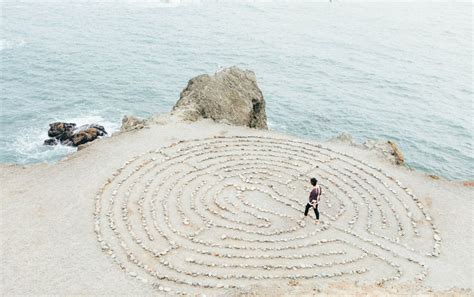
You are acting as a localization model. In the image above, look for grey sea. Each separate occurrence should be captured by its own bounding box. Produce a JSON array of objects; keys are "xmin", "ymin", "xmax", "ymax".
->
[{"xmin": 0, "ymin": 0, "xmax": 472, "ymax": 180}]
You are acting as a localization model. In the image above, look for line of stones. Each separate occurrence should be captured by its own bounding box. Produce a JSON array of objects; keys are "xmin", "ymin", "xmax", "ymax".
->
[
  {"xmin": 96, "ymin": 135, "xmax": 436, "ymax": 292},
  {"xmin": 131, "ymin": 156, "xmax": 374, "ymax": 290},
  {"xmin": 95, "ymin": 152, "xmax": 362, "ymax": 292},
  {"xmin": 153, "ymin": 158, "xmax": 397, "ymax": 286},
  {"xmin": 185, "ymin": 136, "xmax": 436, "ymax": 243}
]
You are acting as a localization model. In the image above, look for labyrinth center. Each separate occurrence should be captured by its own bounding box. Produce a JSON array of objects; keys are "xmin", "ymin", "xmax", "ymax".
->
[{"xmin": 94, "ymin": 136, "xmax": 441, "ymax": 294}]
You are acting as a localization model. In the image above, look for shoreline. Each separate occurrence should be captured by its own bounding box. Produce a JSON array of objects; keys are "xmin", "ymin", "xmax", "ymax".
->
[{"xmin": 1, "ymin": 117, "xmax": 470, "ymax": 184}]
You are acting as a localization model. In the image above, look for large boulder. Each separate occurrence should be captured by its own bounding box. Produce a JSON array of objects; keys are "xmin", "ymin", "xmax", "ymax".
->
[
  {"xmin": 43, "ymin": 122, "xmax": 107, "ymax": 147},
  {"xmin": 172, "ymin": 66, "xmax": 268, "ymax": 129}
]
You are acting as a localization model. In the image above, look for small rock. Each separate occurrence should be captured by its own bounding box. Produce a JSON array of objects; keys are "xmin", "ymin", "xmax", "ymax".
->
[
  {"xmin": 43, "ymin": 138, "xmax": 58, "ymax": 145},
  {"xmin": 330, "ymin": 132, "xmax": 355, "ymax": 145},
  {"xmin": 388, "ymin": 140, "xmax": 405, "ymax": 165},
  {"xmin": 121, "ymin": 115, "xmax": 146, "ymax": 132}
]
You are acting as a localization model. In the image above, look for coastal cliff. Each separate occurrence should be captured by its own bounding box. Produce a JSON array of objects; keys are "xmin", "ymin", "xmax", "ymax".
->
[{"xmin": 1, "ymin": 68, "xmax": 472, "ymax": 296}]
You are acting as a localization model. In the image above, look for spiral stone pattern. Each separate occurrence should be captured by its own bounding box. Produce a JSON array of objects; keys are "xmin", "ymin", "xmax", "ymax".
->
[{"xmin": 94, "ymin": 136, "xmax": 440, "ymax": 295}]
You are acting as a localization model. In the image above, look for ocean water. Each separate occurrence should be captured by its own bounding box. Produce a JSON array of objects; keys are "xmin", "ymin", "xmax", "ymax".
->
[{"xmin": 0, "ymin": 1, "xmax": 472, "ymax": 180}]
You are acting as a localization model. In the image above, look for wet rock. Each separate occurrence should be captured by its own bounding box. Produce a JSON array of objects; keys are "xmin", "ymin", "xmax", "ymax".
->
[
  {"xmin": 47, "ymin": 122, "xmax": 76, "ymax": 141},
  {"xmin": 43, "ymin": 138, "xmax": 58, "ymax": 146},
  {"xmin": 77, "ymin": 124, "xmax": 107, "ymax": 136},
  {"xmin": 172, "ymin": 66, "xmax": 267, "ymax": 129},
  {"xmin": 71, "ymin": 128, "xmax": 98, "ymax": 146},
  {"xmin": 77, "ymin": 142, "xmax": 94, "ymax": 151},
  {"xmin": 43, "ymin": 122, "xmax": 107, "ymax": 147}
]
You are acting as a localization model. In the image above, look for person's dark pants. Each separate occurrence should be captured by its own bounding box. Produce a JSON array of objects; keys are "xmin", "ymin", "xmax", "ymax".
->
[{"xmin": 304, "ymin": 203, "xmax": 319, "ymax": 220}]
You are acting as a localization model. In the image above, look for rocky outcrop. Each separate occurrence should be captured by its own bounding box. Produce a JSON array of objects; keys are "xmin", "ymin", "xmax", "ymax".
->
[
  {"xmin": 121, "ymin": 115, "xmax": 146, "ymax": 132},
  {"xmin": 47, "ymin": 122, "xmax": 76, "ymax": 142},
  {"xmin": 387, "ymin": 140, "xmax": 405, "ymax": 165},
  {"xmin": 363, "ymin": 139, "xmax": 405, "ymax": 166},
  {"xmin": 43, "ymin": 122, "xmax": 107, "ymax": 147},
  {"xmin": 331, "ymin": 132, "xmax": 406, "ymax": 166},
  {"xmin": 331, "ymin": 132, "xmax": 355, "ymax": 145},
  {"xmin": 70, "ymin": 127, "xmax": 102, "ymax": 146},
  {"xmin": 172, "ymin": 66, "xmax": 267, "ymax": 129}
]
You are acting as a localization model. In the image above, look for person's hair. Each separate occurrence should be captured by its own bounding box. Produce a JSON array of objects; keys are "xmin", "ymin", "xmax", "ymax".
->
[{"xmin": 310, "ymin": 177, "xmax": 317, "ymax": 186}]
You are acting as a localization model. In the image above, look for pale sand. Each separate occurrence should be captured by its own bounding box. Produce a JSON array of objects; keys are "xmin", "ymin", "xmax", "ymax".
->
[{"xmin": 1, "ymin": 117, "xmax": 472, "ymax": 296}]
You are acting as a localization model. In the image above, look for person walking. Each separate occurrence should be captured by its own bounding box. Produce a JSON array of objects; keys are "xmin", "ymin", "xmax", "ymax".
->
[{"xmin": 304, "ymin": 177, "xmax": 322, "ymax": 222}]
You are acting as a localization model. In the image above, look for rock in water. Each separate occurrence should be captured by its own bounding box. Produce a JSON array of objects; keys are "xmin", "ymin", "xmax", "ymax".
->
[
  {"xmin": 43, "ymin": 138, "xmax": 58, "ymax": 146},
  {"xmin": 44, "ymin": 122, "xmax": 107, "ymax": 147},
  {"xmin": 47, "ymin": 122, "xmax": 76, "ymax": 141},
  {"xmin": 172, "ymin": 66, "xmax": 268, "ymax": 129},
  {"xmin": 71, "ymin": 128, "xmax": 101, "ymax": 146}
]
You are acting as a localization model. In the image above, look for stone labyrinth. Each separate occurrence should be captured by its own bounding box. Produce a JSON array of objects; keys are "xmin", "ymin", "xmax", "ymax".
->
[{"xmin": 94, "ymin": 136, "xmax": 441, "ymax": 295}]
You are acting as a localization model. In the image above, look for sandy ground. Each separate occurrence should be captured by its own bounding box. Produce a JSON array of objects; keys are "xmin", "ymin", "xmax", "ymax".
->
[{"xmin": 1, "ymin": 116, "xmax": 473, "ymax": 296}]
